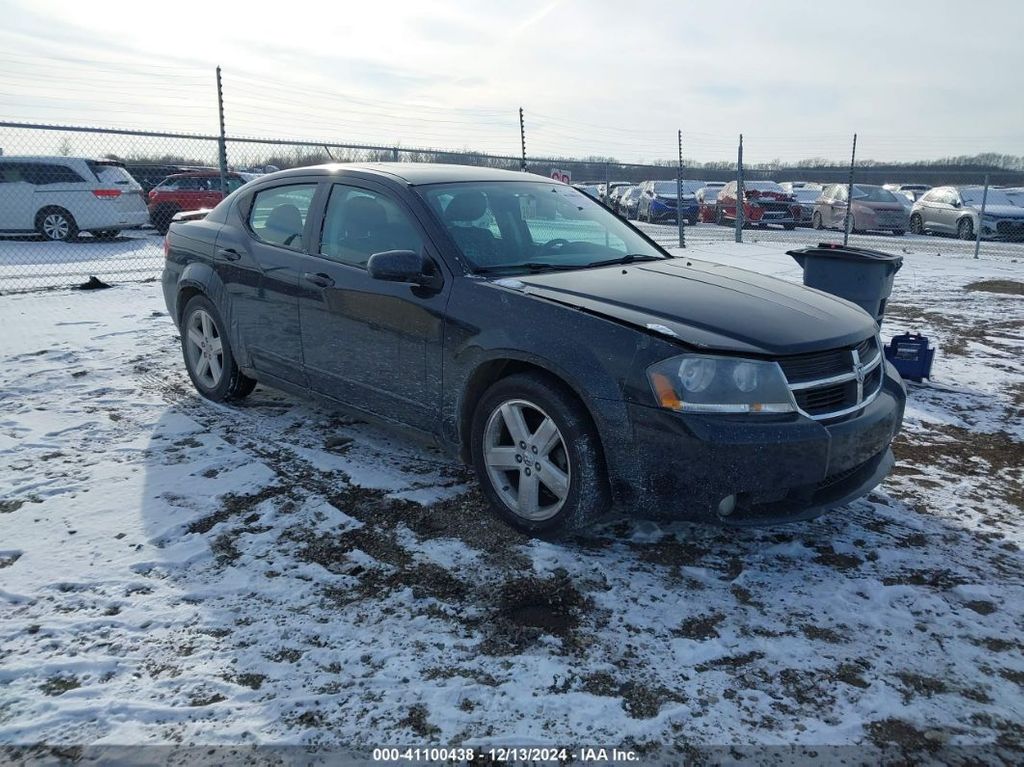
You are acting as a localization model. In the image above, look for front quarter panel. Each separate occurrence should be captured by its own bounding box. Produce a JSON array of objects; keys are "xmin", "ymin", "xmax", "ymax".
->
[{"xmin": 442, "ymin": 277, "xmax": 686, "ymax": 507}]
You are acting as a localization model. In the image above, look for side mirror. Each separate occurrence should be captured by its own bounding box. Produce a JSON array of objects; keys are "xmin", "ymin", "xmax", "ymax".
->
[
  {"xmin": 952, "ymin": 200, "xmax": 962, "ymax": 208},
  {"xmin": 367, "ymin": 250, "xmax": 442, "ymax": 290}
]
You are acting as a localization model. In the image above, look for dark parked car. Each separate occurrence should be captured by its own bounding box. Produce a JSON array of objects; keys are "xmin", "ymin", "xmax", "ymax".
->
[
  {"xmin": 126, "ymin": 163, "xmax": 212, "ymax": 194},
  {"xmin": 618, "ymin": 186, "xmax": 643, "ymax": 219},
  {"xmin": 162, "ymin": 163, "xmax": 906, "ymax": 535}
]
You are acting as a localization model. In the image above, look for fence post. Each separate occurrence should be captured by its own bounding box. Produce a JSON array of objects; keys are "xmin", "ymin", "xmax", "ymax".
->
[
  {"xmin": 735, "ymin": 134, "xmax": 744, "ymax": 243},
  {"xmin": 604, "ymin": 162, "xmax": 610, "ymax": 204},
  {"xmin": 215, "ymin": 66, "xmax": 229, "ymax": 195},
  {"xmin": 519, "ymin": 107, "xmax": 527, "ymax": 172},
  {"xmin": 974, "ymin": 174, "xmax": 989, "ymax": 260},
  {"xmin": 843, "ymin": 133, "xmax": 857, "ymax": 247},
  {"xmin": 677, "ymin": 130, "xmax": 685, "ymax": 249}
]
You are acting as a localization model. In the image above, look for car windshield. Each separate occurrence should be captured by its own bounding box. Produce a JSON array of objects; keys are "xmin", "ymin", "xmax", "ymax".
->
[
  {"xmin": 794, "ymin": 189, "xmax": 821, "ymax": 202},
  {"xmin": 419, "ymin": 181, "xmax": 668, "ymax": 274},
  {"xmin": 961, "ymin": 189, "xmax": 1013, "ymax": 206},
  {"xmin": 852, "ymin": 185, "xmax": 898, "ymax": 202},
  {"xmin": 88, "ymin": 162, "xmax": 141, "ymax": 189},
  {"xmin": 653, "ymin": 181, "xmax": 678, "ymax": 195}
]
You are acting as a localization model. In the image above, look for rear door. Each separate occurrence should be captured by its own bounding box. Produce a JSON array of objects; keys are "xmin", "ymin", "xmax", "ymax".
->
[
  {"xmin": 295, "ymin": 179, "xmax": 450, "ymax": 431},
  {"xmin": 215, "ymin": 180, "xmax": 321, "ymax": 387}
]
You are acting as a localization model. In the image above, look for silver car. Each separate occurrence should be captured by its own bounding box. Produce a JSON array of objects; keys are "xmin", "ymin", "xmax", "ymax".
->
[{"xmin": 910, "ymin": 186, "xmax": 1024, "ymax": 241}]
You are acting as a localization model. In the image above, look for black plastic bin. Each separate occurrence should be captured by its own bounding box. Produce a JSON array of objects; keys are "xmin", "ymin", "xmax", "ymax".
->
[{"xmin": 787, "ymin": 243, "xmax": 903, "ymax": 323}]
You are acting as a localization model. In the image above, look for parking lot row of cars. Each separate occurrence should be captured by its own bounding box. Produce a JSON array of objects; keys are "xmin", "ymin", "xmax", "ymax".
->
[
  {"xmin": 0, "ymin": 156, "xmax": 264, "ymax": 241},
  {"xmin": 3, "ymin": 154, "xmax": 1024, "ymax": 243},
  {"xmin": 575, "ymin": 179, "xmax": 1024, "ymax": 241}
]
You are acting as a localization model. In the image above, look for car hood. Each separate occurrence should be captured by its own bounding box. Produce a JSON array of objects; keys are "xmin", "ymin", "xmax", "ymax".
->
[
  {"xmin": 505, "ymin": 258, "xmax": 876, "ymax": 356},
  {"xmin": 973, "ymin": 204, "xmax": 1024, "ymax": 217}
]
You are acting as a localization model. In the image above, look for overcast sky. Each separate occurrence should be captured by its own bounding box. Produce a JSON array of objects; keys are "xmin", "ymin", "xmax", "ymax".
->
[{"xmin": 1, "ymin": 0, "xmax": 1021, "ymax": 164}]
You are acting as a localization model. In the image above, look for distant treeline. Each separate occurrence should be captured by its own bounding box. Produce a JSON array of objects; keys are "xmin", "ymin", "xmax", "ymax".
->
[{"xmin": 107, "ymin": 146, "xmax": 1024, "ymax": 187}]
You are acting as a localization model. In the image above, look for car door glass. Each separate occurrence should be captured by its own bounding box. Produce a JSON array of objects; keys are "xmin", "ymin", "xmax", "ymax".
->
[
  {"xmin": 319, "ymin": 184, "xmax": 424, "ymax": 268},
  {"xmin": 249, "ymin": 184, "xmax": 317, "ymax": 250}
]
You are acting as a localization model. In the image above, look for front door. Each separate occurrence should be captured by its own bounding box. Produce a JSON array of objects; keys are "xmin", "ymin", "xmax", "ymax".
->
[{"xmin": 296, "ymin": 181, "xmax": 450, "ymax": 431}]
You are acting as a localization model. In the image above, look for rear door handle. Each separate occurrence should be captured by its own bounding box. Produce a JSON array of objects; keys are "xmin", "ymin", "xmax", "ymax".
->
[
  {"xmin": 217, "ymin": 248, "xmax": 241, "ymax": 261},
  {"xmin": 302, "ymin": 272, "xmax": 335, "ymax": 288}
]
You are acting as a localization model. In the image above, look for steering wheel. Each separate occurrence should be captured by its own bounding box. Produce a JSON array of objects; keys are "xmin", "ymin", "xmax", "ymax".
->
[{"xmin": 540, "ymin": 238, "xmax": 571, "ymax": 254}]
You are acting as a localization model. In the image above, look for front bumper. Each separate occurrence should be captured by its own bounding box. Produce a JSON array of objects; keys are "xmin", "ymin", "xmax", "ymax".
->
[{"xmin": 626, "ymin": 369, "xmax": 906, "ymax": 525}]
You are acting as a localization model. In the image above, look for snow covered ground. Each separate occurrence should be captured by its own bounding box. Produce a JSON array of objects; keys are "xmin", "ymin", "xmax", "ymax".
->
[{"xmin": 0, "ymin": 241, "xmax": 1022, "ymax": 756}]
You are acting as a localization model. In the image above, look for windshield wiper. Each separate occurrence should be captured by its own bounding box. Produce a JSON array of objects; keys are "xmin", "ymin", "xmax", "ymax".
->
[
  {"xmin": 583, "ymin": 254, "xmax": 668, "ymax": 268},
  {"xmin": 475, "ymin": 262, "xmax": 589, "ymax": 275}
]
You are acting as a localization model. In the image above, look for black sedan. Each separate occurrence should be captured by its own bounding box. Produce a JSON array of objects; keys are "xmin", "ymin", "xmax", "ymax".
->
[{"xmin": 163, "ymin": 163, "xmax": 906, "ymax": 536}]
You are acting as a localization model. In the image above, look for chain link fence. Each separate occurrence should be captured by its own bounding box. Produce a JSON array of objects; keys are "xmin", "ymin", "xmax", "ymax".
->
[{"xmin": 2, "ymin": 120, "xmax": 1023, "ymax": 292}]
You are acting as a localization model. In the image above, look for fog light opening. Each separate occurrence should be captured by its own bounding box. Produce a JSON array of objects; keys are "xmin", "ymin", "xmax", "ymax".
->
[{"xmin": 717, "ymin": 494, "xmax": 737, "ymax": 517}]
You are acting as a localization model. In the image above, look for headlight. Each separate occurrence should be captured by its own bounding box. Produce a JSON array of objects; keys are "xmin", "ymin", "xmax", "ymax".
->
[{"xmin": 647, "ymin": 355, "xmax": 796, "ymax": 414}]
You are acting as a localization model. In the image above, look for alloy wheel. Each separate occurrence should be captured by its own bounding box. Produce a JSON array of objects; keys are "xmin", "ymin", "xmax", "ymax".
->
[
  {"xmin": 482, "ymin": 399, "xmax": 571, "ymax": 521},
  {"xmin": 42, "ymin": 213, "xmax": 71, "ymax": 241},
  {"xmin": 185, "ymin": 309, "xmax": 225, "ymax": 389}
]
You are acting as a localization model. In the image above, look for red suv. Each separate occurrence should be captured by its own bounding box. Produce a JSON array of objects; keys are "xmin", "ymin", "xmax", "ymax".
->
[{"xmin": 148, "ymin": 171, "xmax": 248, "ymax": 233}]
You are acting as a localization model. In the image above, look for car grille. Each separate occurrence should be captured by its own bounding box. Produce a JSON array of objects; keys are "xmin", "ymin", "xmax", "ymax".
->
[{"xmin": 776, "ymin": 336, "xmax": 883, "ymax": 421}]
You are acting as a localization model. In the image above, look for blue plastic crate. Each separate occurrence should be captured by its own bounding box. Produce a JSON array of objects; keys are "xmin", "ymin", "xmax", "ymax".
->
[{"xmin": 884, "ymin": 333, "xmax": 935, "ymax": 382}]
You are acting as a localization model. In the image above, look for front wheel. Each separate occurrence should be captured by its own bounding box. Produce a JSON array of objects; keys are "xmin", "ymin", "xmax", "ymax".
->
[
  {"xmin": 180, "ymin": 295, "xmax": 256, "ymax": 402},
  {"xmin": 957, "ymin": 217, "xmax": 975, "ymax": 240},
  {"xmin": 910, "ymin": 214, "xmax": 924, "ymax": 235},
  {"xmin": 471, "ymin": 373, "xmax": 610, "ymax": 536},
  {"xmin": 812, "ymin": 211, "xmax": 823, "ymax": 230}
]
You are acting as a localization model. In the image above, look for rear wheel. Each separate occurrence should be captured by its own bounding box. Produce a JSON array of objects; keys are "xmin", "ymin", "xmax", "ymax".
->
[
  {"xmin": 715, "ymin": 206, "xmax": 726, "ymax": 226},
  {"xmin": 180, "ymin": 295, "xmax": 256, "ymax": 402},
  {"xmin": 471, "ymin": 373, "xmax": 610, "ymax": 536},
  {"xmin": 957, "ymin": 217, "xmax": 974, "ymax": 240},
  {"xmin": 910, "ymin": 213, "xmax": 924, "ymax": 235},
  {"xmin": 36, "ymin": 207, "xmax": 78, "ymax": 242}
]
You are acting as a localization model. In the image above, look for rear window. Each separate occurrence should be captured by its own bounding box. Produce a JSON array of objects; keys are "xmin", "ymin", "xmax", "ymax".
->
[
  {"xmin": 852, "ymin": 186, "xmax": 898, "ymax": 203},
  {"xmin": 89, "ymin": 162, "xmax": 140, "ymax": 188}
]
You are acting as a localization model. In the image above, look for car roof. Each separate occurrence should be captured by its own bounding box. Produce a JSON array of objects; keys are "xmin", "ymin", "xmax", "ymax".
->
[
  {"xmin": 267, "ymin": 162, "xmax": 546, "ymax": 186},
  {"xmin": 0, "ymin": 155, "xmax": 115, "ymax": 164}
]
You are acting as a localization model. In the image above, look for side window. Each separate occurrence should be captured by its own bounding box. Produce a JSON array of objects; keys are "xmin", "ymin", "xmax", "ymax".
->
[
  {"xmin": 30, "ymin": 164, "xmax": 86, "ymax": 184},
  {"xmin": 0, "ymin": 163, "xmax": 23, "ymax": 183},
  {"xmin": 248, "ymin": 184, "xmax": 317, "ymax": 250},
  {"xmin": 319, "ymin": 185, "xmax": 423, "ymax": 268}
]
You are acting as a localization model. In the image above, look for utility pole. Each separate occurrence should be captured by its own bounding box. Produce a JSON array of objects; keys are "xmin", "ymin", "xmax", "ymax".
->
[
  {"xmin": 843, "ymin": 133, "xmax": 857, "ymax": 247},
  {"xmin": 735, "ymin": 134, "xmax": 744, "ymax": 243},
  {"xmin": 974, "ymin": 174, "xmax": 989, "ymax": 260},
  {"xmin": 215, "ymin": 66, "xmax": 229, "ymax": 196},
  {"xmin": 677, "ymin": 130, "xmax": 685, "ymax": 249},
  {"xmin": 519, "ymin": 107, "xmax": 527, "ymax": 172}
]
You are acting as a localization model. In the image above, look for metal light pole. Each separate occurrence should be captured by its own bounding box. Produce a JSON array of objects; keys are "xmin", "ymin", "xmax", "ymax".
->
[
  {"xmin": 843, "ymin": 133, "xmax": 857, "ymax": 247},
  {"xmin": 974, "ymin": 174, "xmax": 989, "ymax": 260},
  {"xmin": 735, "ymin": 134, "xmax": 744, "ymax": 243},
  {"xmin": 677, "ymin": 130, "xmax": 685, "ymax": 249}
]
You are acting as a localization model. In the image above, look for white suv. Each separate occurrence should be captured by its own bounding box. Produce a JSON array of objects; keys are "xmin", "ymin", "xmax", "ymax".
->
[{"xmin": 0, "ymin": 156, "xmax": 150, "ymax": 241}]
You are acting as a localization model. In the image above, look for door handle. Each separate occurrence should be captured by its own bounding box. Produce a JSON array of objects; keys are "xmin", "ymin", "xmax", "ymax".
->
[
  {"xmin": 302, "ymin": 272, "xmax": 335, "ymax": 288},
  {"xmin": 217, "ymin": 248, "xmax": 241, "ymax": 261}
]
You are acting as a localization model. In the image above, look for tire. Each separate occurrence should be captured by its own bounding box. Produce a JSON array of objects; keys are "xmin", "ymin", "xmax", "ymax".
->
[
  {"xmin": 36, "ymin": 207, "xmax": 78, "ymax": 242},
  {"xmin": 812, "ymin": 211, "xmax": 823, "ymax": 230},
  {"xmin": 180, "ymin": 295, "xmax": 256, "ymax": 402},
  {"xmin": 470, "ymin": 372, "xmax": 610, "ymax": 537},
  {"xmin": 910, "ymin": 214, "xmax": 924, "ymax": 235},
  {"xmin": 152, "ymin": 206, "xmax": 178, "ymax": 235},
  {"xmin": 92, "ymin": 229, "xmax": 120, "ymax": 240},
  {"xmin": 957, "ymin": 217, "xmax": 974, "ymax": 240},
  {"xmin": 715, "ymin": 206, "xmax": 726, "ymax": 226}
]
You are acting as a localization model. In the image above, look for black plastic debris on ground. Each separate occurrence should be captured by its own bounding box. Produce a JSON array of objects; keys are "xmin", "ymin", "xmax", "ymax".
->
[{"xmin": 77, "ymin": 276, "xmax": 112, "ymax": 291}]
